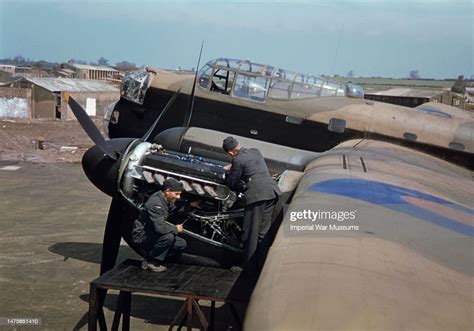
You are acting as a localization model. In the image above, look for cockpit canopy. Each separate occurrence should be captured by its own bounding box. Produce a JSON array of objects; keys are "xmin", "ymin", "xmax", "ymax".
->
[{"xmin": 198, "ymin": 58, "xmax": 364, "ymax": 102}]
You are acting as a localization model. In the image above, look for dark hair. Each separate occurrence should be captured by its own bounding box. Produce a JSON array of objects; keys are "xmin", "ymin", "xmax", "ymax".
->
[
  {"xmin": 162, "ymin": 178, "xmax": 184, "ymax": 192},
  {"xmin": 222, "ymin": 136, "xmax": 239, "ymax": 152}
]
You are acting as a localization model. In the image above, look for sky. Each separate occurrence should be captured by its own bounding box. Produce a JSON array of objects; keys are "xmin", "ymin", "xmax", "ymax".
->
[{"xmin": 0, "ymin": 0, "xmax": 472, "ymax": 79}]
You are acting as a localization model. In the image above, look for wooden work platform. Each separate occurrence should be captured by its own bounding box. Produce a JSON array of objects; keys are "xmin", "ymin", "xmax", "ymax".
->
[{"xmin": 89, "ymin": 259, "xmax": 252, "ymax": 330}]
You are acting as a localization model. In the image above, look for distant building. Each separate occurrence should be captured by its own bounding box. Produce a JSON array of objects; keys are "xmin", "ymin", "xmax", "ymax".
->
[
  {"xmin": 14, "ymin": 67, "xmax": 51, "ymax": 78},
  {"xmin": 365, "ymin": 88, "xmax": 465, "ymax": 109},
  {"xmin": 55, "ymin": 68, "xmax": 76, "ymax": 78},
  {"xmin": 61, "ymin": 63, "xmax": 120, "ymax": 81},
  {"xmin": 6, "ymin": 77, "xmax": 120, "ymax": 119},
  {"xmin": 0, "ymin": 64, "xmax": 16, "ymax": 74},
  {"xmin": 465, "ymin": 87, "xmax": 474, "ymax": 111},
  {"xmin": 0, "ymin": 64, "xmax": 50, "ymax": 79},
  {"xmin": 0, "ymin": 85, "xmax": 31, "ymax": 118},
  {"xmin": 0, "ymin": 70, "xmax": 13, "ymax": 83}
]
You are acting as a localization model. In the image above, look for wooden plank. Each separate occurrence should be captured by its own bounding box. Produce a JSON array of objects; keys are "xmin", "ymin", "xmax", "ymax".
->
[{"xmin": 91, "ymin": 260, "xmax": 247, "ymax": 302}]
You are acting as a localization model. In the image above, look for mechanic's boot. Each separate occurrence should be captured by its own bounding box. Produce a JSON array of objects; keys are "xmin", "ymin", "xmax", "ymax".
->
[
  {"xmin": 230, "ymin": 266, "xmax": 243, "ymax": 273},
  {"xmin": 142, "ymin": 260, "xmax": 167, "ymax": 272}
]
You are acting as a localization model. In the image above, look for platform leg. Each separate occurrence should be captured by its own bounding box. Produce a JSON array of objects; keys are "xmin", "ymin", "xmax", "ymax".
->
[
  {"xmin": 186, "ymin": 298, "xmax": 193, "ymax": 331},
  {"xmin": 111, "ymin": 291, "xmax": 124, "ymax": 331},
  {"xmin": 192, "ymin": 300, "xmax": 209, "ymax": 330},
  {"xmin": 88, "ymin": 284, "xmax": 98, "ymax": 331},
  {"xmin": 209, "ymin": 301, "xmax": 215, "ymax": 331},
  {"xmin": 122, "ymin": 292, "xmax": 131, "ymax": 331},
  {"xmin": 168, "ymin": 300, "xmax": 187, "ymax": 331},
  {"xmin": 97, "ymin": 288, "xmax": 108, "ymax": 331}
]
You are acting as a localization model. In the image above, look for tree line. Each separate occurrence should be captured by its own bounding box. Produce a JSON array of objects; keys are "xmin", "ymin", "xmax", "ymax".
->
[{"xmin": 0, "ymin": 55, "xmax": 140, "ymax": 72}]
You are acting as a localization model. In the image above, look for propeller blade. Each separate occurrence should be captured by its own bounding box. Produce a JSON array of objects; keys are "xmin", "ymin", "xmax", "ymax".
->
[
  {"xmin": 183, "ymin": 40, "xmax": 204, "ymax": 128},
  {"xmin": 142, "ymin": 87, "xmax": 182, "ymax": 142},
  {"xmin": 67, "ymin": 95, "xmax": 117, "ymax": 160}
]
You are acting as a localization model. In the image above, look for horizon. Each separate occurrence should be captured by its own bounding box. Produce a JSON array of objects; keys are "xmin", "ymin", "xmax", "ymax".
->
[
  {"xmin": 0, "ymin": 0, "xmax": 472, "ymax": 80},
  {"xmin": 0, "ymin": 56, "xmax": 468, "ymax": 81}
]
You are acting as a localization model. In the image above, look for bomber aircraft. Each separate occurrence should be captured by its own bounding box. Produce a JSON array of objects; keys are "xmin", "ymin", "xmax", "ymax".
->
[
  {"xmin": 73, "ymin": 57, "xmax": 473, "ymax": 329},
  {"xmin": 106, "ymin": 58, "xmax": 473, "ymax": 169}
]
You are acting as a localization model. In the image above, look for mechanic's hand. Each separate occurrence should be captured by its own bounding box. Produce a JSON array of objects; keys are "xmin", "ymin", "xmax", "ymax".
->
[
  {"xmin": 223, "ymin": 164, "xmax": 232, "ymax": 171},
  {"xmin": 190, "ymin": 201, "xmax": 201, "ymax": 209},
  {"xmin": 176, "ymin": 224, "xmax": 184, "ymax": 233}
]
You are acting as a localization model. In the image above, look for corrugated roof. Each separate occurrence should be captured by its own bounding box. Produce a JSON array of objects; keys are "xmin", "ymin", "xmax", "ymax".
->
[
  {"xmin": 56, "ymin": 70, "xmax": 74, "ymax": 76},
  {"xmin": 61, "ymin": 68, "xmax": 76, "ymax": 74},
  {"xmin": 368, "ymin": 88, "xmax": 441, "ymax": 98},
  {"xmin": 26, "ymin": 77, "xmax": 119, "ymax": 92},
  {"xmin": 67, "ymin": 63, "xmax": 119, "ymax": 71}
]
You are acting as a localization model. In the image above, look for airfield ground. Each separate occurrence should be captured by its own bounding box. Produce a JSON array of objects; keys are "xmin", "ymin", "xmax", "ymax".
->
[
  {"xmin": 0, "ymin": 118, "xmax": 94, "ymax": 164},
  {"xmin": 0, "ymin": 120, "xmax": 241, "ymax": 329}
]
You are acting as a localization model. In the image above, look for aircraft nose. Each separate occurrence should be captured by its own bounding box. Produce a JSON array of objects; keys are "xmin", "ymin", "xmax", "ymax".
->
[{"xmin": 82, "ymin": 138, "xmax": 135, "ymax": 197}]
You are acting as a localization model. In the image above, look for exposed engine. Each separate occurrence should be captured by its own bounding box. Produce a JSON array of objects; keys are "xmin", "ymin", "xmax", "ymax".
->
[{"xmin": 120, "ymin": 141, "xmax": 244, "ymax": 252}]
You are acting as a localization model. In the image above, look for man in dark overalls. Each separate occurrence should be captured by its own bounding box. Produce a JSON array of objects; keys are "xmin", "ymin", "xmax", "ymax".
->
[
  {"xmin": 131, "ymin": 178, "xmax": 187, "ymax": 272},
  {"xmin": 223, "ymin": 136, "xmax": 281, "ymax": 272}
]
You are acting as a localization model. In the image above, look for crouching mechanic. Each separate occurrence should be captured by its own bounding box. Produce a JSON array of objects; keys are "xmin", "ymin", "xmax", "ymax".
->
[{"xmin": 132, "ymin": 178, "xmax": 187, "ymax": 272}]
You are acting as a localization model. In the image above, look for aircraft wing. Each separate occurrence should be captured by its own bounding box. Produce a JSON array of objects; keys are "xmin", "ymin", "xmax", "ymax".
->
[
  {"xmin": 245, "ymin": 139, "xmax": 473, "ymax": 330},
  {"xmin": 414, "ymin": 102, "xmax": 474, "ymax": 120}
]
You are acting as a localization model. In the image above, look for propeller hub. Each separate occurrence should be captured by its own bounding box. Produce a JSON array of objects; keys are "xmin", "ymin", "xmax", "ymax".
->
[{"xmin": 82, "ymin": 138, "xmax": 135, "ymax": 197}]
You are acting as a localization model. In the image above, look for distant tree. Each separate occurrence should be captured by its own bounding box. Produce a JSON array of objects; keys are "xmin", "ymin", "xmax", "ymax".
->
[
  {"xmin": 408, "ymin": 70, "xmax": 420, "ymax": 80},
  {"xmin": 77, "ymin": 60, "xmax": 88, "ymax": 65},
  {"xmin": 12, "ymin": 55, "xmax": 26, "ymax": 63},
  {"xmin": 347, "ymin": 70, "xmax": 354, "ymax": 78},
  {"xmin": 32, "ymin": 61, "xmax": 43, "ymax": 68},
  {"xmin": 97, "ymin": 57, "xmax": 109, "ymax": 66},
  {"xmin": 451, "ymin": 75, "xmax": 466, "ymax": 93},
  {"xmin": 67, "ymin": 59, "xmax": 77, "ymax": 64},
  {"xmin": 115, "ymin": 61, "xmax": 137, "ymax": 72}
]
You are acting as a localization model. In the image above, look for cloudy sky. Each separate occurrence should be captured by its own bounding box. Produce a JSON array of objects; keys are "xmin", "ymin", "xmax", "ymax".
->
[{"xmin": 0, "ymin": 0, "xmax": 472, "ymax": 78}]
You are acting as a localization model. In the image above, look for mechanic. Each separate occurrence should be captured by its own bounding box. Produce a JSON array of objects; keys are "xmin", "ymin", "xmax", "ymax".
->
[
  {"xmin": 131, "ymin": 178, "xmax": 187, "ymax": 272},
  {"xmin": 222, "ymin": 136, "xmax": 281, "ymax": 272}
]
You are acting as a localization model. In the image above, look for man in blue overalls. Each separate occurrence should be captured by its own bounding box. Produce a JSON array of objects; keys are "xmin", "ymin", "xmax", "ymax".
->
[{"xmin": 132, "ymin": 178, "xmax": 187, "ymax": 272}]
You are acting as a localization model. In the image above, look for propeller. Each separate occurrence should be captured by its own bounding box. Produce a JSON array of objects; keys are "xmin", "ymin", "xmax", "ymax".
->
[
  {"xmin": 183, "ymin": 40, "xmax": 204, "ymax": 128},
  {"xmin": 142, "ymin": 87, "xmax": 182, "ymax": 142},
  {"xmin": 68, "ymin": 84, "xmax": 183, "ymax": 329},
  {"xmin": 66, "ymin": 93, "xmax": 117, "ymax": 160}
]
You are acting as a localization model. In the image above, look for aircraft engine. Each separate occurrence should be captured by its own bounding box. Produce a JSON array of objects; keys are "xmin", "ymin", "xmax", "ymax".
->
[{"xmin": 120, "ymin": 142, "xmax": 244, "ymax": 253}]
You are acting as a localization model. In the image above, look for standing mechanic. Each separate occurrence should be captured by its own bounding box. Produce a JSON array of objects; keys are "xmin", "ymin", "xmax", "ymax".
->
[
  {"xmin": 131, "ymin": 178, "xmax": 187, "ymax": 272},
  {"xmin": 222, "ymin": 136, "xmax": 281, "ymax": 272}
]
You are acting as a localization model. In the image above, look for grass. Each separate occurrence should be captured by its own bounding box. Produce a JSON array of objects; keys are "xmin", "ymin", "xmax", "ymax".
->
[{"xmin": 327, "ymin": 76, "xmax": 455, "ymax": 90}]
